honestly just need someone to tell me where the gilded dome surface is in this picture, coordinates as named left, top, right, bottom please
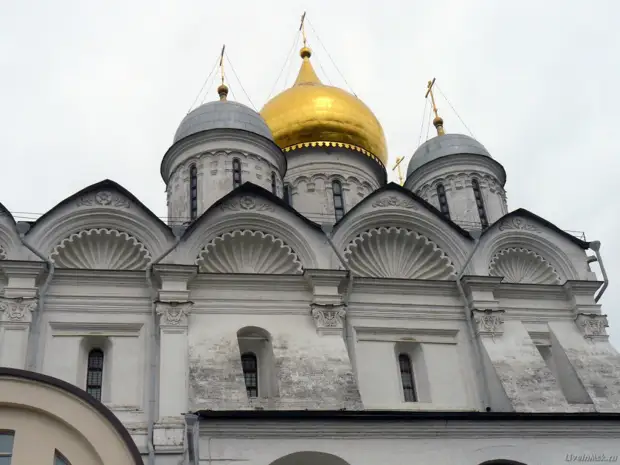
left=260, top=48, right=388, bottom=167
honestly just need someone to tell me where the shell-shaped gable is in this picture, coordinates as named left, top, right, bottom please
left=179, top=183, right=328, bottom=269
left=196, top=230, right=303, bottom=274
left=25, top=180, right=174, bottom=263
left=476, top=209, right=592, bottom=282
left=50, top=228, right=152, bottom=270
left=344, top=227, right=456, bottom=279
left=489, top=247, right=560, bottom=284
left=0, top=203, right=20, bottom=260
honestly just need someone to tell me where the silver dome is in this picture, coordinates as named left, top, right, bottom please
left=407, top=133, right=492, bottom=176
left=173, top=101, right=274, bottom=143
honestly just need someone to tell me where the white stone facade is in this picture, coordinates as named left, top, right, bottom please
left=1, top=123, right=619, bottom=465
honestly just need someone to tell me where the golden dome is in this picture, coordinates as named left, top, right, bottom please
left=260, top=47, right=388, bottom=167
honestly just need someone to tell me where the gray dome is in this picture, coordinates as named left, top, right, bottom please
left=407, top=133, right=492, bottom=176
left=173, top=101, right=274, bottom=143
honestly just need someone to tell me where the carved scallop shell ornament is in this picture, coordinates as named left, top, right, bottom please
left=489, top=247, right=560, bottom=284
left=49, top=228, right=152, bottom=270
left=196, top=230, right=303, bottom=274
left=344, top=227, right=456, bottom=279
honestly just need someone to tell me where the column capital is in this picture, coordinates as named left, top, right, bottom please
left=311, top=303, right=346, bottom=336
left=471, top=308, right=505, bottom=340
left=0, top=297, right=37, bottom=326
left=156, top=301, right=193, bottom=328
left=574, top=312, right=609, bottom=341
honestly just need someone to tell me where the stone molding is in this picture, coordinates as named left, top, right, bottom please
left=311, top=303, right=346, bottom=336
left=75, top=190, right=131, bottom=209
left=156, top=301, right=193, bottom=328
left=498, top=217, right=541, bottom=233
left=371, top=196, right=418, bottom=209
left=574, top=313, right=609, bottom=340
left=0, top=297, right=37, bottom=324
left=471, top=308, right=505, bottom=339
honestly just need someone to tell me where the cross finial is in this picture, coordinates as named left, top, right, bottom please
left=425, top=78, right=445, bottom=136
left=300, top=11, right=308, bottom=48
left=217, top=44, right=228, bottom=101
left=392, top=156, right=405, bottom=185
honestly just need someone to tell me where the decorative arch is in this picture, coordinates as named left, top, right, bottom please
left=180, top=184, right=326, bottom=269
left=480, top=230, right=581, bottom=283
left=344, top=227, right=456, bottom=279
left=24, top=180, right=174, bottom=261
left=333, top=209, right=471, bottom=272
left=0, top=203, right=20, bottom=260
left=49, top=229, right=152, bottom=270
left=0, top=368, right=142, bottom=465
left=269, top=451, right=351, bottom=465
left=196, top=230, right=302, bottom=274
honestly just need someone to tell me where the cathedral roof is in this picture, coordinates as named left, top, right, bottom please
left=173, top=100, right=274, bottom=144
left=261, top=46, right=388, bottom=168
left=407, top=133, right=493, bottom=177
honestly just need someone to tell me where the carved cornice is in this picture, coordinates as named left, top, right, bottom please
left=156, top=301, right=193, bottom=327
left=354, top=326, right=459, bottom=344
left=0, top=260, right=46, bottom=278
left=311, top=303, right=346, bottom=335
left=49, top=321, right=144, bottom=337
left=371, top=196, right=418, bottom=209
left=471, top=309, right=505, bottom=339
left=219, top=196, right=275, bottom=212
left=498, top=217, right=541, bottom=233
left=75, top=190, right=131, bottom=209
left=574, top=313, right=609, bottom=340
left=0, top=297, right=37, bottom=324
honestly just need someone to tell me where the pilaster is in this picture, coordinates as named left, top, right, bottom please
left=563, top=280, right=602, bottom=315
left=0, top=297, right=37, bottom=368
left=156, top=301, right=193, bottom=421
left=304, top=269, right=348, bottom=336
left=153, top=264, right=197, bottom=302
left=0, top=261, right=46, bottom=299
left=460, top=276, right=503, bottom=311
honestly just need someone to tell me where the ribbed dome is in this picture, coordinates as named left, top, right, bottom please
left=260, top=47, right=388, bottom=167
left=407, top=133, right=492, bottom=176
left=174, top=100, right=274, bottom=143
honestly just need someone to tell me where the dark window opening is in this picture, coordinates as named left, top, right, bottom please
left=0, top=431, right=14, bottom=462
left=472, top=178, right=489, bottom=228
left=86, top=348, right=104, bottom=401
left=283, top=183, right=292, bottom=206
left=436, top=183, right=450, bottom=218
left=398, top=353, right=417, bottom=402
left=271, top=172, right=277, bottom=195
left=189, top=164, right=198, bottom=220
left=232, top=158, right=242, bottom=188
left=241, top=352, right=258, bottom=398
left=332, top=180, right=345, bottom=221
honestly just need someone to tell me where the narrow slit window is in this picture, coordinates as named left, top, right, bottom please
left=232, top=158, right=242, bottom=188
left=332, top=180, right=345, bottom=221
left=86, top=348, right=104, bottom=401
left=471, top=178, right=489, bottom=228
left=0, top=431, right=14, bottom=464
left=398, top=353, right=417, bottom=402
left=241, top=352, right=258, bottom=398
left=283, top=183, right=292, bottom=206
left=189, top=164, right=198, bottom=220
left=271, top=172, right=277, bottom=195
left=436, top=183, right=450, bottom=218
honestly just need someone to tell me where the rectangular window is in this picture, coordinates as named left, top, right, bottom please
left=0, top=431, right=14, bottom=465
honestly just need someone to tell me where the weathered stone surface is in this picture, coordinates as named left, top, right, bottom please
left=271, top=331, right=362, bottom=410
left=480, top=321, right=570, bottom=412
left=188, top=336, right=249, bottom=411
left=550, top=321, right=620, bottom=412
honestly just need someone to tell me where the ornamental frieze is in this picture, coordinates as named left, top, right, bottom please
left=371, top=196, right=418, bottom=209
left=0, top=297, right=37, bottom=323
left=220, top=196, right=275, bottom=212
left=76, top=191, right=131, bottom=209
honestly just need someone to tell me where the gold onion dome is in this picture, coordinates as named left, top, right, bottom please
left=260, top=47, right=388, bottom=167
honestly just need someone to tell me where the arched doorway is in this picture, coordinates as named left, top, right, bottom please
left=270, top=451, right=351, bottom=465
left=0, top=368, right=143, bottom=465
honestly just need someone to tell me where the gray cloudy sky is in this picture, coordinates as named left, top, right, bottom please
left=1, top=1, right=619, bottom=345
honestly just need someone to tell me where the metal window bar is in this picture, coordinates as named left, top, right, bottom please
left=398, top=353, right=417, bottom=402
left=86, top=349, right=104, bottom=401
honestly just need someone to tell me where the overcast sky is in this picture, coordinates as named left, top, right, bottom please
left=1, top=1, right=618, bottom=345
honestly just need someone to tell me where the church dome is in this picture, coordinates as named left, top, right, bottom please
left=260, top=47, right=388, bottom=167
left=174, top=97, right=274, bottom=144
left=406, top=133, right=492, bottom=177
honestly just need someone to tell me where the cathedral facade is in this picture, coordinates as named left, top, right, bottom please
left=1, top=42, right=619, bottom=465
